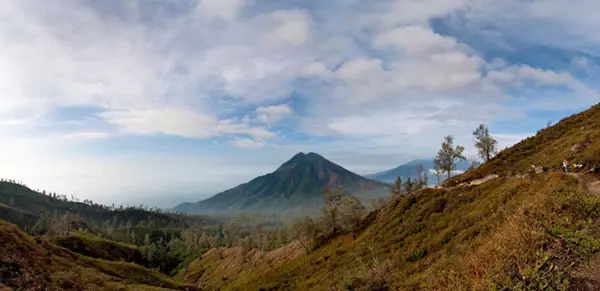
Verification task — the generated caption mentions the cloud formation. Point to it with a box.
[0,0,598,205]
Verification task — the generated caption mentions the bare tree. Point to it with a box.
[322,186,344,236]
[292,218,318,255]
[339,196,366,239]
[416,164,424,188]
[434,160,443,186]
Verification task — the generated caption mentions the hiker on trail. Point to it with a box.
[563,160,569,173]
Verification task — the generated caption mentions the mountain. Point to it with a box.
[175,152,390,213]
[366,159,474,184]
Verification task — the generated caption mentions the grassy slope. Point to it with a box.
[186,173,600,291]
[51,233,153,268]
[448,103,600,186]
[0,203,38,229]
[0,220,200,291]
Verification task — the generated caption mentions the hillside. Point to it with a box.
[181,173,600,291]
[175,152,390,213]
[367,159,474,184]
[176,104,600,290]
[0,219,200,291]
[447,103,600,186]
[0,180,193,231]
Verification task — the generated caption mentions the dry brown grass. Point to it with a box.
[441,198,548,290]
[437,173,600,291]
[180,241,305,289]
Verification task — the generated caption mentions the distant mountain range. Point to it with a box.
[366,159,475,184]
[175,152,390,213]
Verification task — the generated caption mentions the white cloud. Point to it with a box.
[216,119,276,140]
[100,109,217,138]
[373,25,461,54]
[256,104,293,124]
[195,0,250,21]
[336,58,385,83]
[301,62,331,78]
[63,132,112,140]
[264,9,313,46]
[231,137,266,149]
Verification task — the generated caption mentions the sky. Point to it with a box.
[1,0,599,207]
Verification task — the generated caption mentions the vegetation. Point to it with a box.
[473,124,498,162]
[181,173,600,290]
[447,103,600,186]
[434,135,467,179]
[0,177,295,289]
[0,219,200,290]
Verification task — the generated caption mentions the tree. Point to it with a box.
[433,160,443,186]
[144,233,151,246]
[416,164,424,188]
[473,124,498,162]
[422,173,428,188]
[292,218,319,255]
[339,196,366,239]
[404,177,414,193]
[322,186,344,235]
[435,135,466,179]
[390,177,403,196]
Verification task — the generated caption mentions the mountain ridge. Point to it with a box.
[366,158,474,184]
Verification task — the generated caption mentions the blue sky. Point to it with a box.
[0,0,598,207]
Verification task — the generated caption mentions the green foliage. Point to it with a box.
[473,124,498,162]
[390,176,403,196]
[0,219,199,290]
[435,135,467,179]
